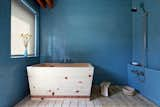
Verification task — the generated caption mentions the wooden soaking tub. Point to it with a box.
[27,63,94,100]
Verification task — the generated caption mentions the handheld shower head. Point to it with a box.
[140,2,146,13]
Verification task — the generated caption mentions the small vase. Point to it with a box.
[24,48,28,57]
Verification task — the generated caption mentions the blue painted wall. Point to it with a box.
[0,0,39,107]
[40,0,132,84]
[128,0,160,105]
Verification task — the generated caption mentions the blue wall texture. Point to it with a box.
[128,0,160,105]
[40,0,132,85]
[0,0,39,106]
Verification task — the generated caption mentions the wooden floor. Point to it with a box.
[15,86,158,107]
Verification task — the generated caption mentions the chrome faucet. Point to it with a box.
[63,57,71,63]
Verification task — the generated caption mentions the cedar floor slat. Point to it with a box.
[14,86,158,107]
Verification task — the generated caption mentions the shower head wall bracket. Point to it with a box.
[131,8,137,12]
[140,2,146,13]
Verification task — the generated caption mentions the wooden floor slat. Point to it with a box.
[14,86,158,107]
[70,100,78,107]
[78,100,87,107]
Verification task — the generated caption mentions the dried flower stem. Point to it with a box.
[20,33,32,49]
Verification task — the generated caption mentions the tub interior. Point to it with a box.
[32,63,91,67]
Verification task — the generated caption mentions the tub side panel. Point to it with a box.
[27,66,94,100]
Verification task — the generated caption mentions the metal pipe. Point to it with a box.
[143,12,148,68]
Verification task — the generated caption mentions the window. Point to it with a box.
[11,0,37,57]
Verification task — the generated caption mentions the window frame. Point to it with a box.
[10,0,39,58]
